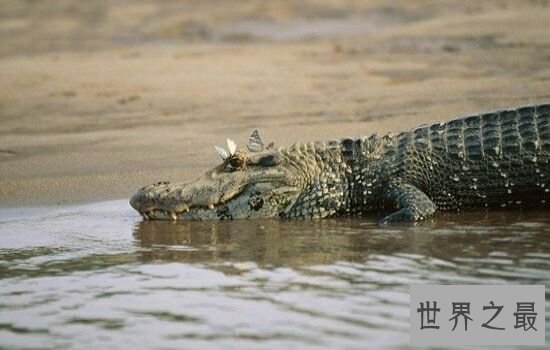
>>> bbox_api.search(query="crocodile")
[130,103,550,223]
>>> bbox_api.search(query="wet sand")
[1,0,549,206]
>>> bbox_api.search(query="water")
[0,200,549,349]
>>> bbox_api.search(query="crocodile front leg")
[379,184,436,224]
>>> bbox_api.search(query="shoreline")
[0,199,132,221]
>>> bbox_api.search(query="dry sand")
[1,0,549,206]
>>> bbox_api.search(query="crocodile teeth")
[170,212,177,220]
[142,212,149,220]
[208,204,215,210]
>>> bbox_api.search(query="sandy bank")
[0,0,549,206]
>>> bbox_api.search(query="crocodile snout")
[130,181,172,212]
[130,179,232,220]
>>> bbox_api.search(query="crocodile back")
[434,104,550,159]
[402,103,550,210]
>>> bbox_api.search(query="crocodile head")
[130,130,308,220]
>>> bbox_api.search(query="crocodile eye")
[227,156,245,170]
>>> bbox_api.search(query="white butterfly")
[226,138,236,155]
[214,145,229,160]
[214,138,237,160]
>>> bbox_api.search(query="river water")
[0,200,549,349]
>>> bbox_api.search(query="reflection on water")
[0,200,549,349]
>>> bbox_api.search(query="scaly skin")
[130,103,550,223]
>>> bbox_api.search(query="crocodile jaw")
[130,181,245,220]
[130,181,300,221]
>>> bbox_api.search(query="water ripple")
[0,201,549,348]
